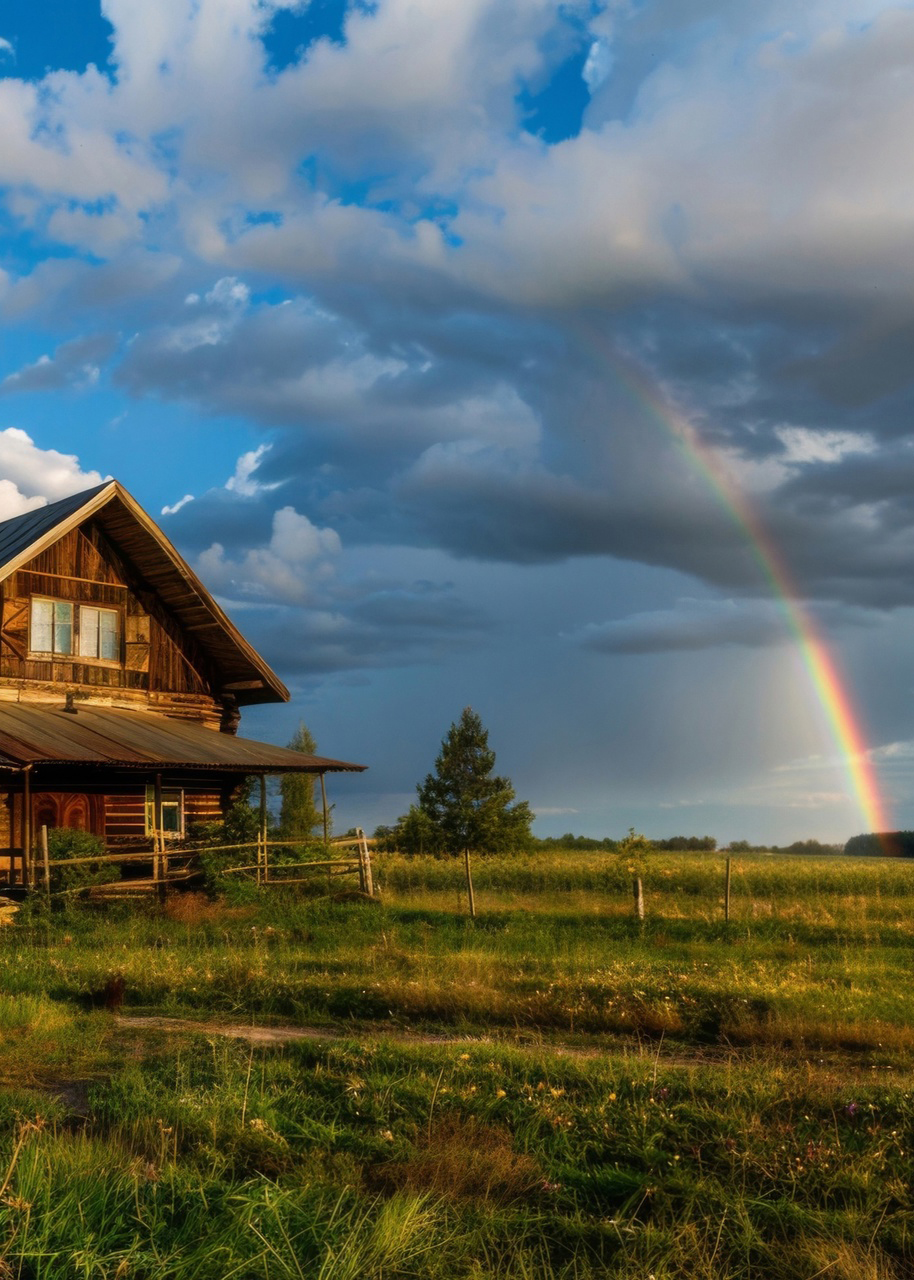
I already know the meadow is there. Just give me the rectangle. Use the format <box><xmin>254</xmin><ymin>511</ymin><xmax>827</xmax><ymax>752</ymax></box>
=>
<box><xmin>0</xmin><ymin>849</ymin><xmax>911</xmax><ymax>1278</ymax></box>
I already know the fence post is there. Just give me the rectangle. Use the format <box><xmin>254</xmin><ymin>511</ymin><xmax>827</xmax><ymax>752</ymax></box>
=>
<box><xmin>464</xmin><ymin>847</ymin><xmax>476</xmax><ymax>919</ymax></box>
<box><xmin>357</xmin><ymin>829</ymin><xmax>373</xmax><ymax>896</ymax></box>
<box><xmin>632</xmin><ymin>876</ymin><xmax>644</xmax><ymax>920</ymax></box>
<box><xmin>41</xmin><ymin>825</ymin><xmax>50</xmax><ymax>903</ymax></box>
<box><xmin>724</xmin><ymin>856</ymin><xmax>732</xmax><ymax>922</ymax></box>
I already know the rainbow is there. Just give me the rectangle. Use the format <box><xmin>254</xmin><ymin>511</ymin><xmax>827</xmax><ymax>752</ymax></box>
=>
<box><xmin>574</xmin><ymin>331</ymin><xmax>890</xmax><ymax>836</ymax></box>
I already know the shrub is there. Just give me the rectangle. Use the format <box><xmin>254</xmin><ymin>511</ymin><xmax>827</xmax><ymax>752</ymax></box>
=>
<box><xmin>46</xmin><ymin>828</ymin><xmax>120</xmax><ymax>893</ymax></box>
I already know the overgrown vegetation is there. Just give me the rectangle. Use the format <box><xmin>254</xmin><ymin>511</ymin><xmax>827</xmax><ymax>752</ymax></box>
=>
<box><xmin>0</xmin><ymin>849</ymin><xmax>912</xmax><ymax>1276</ymax></box>
<box><xmin>45</xmin><ymin>826</ymin><xmax>120</xmax><ymax>893</ymax></box>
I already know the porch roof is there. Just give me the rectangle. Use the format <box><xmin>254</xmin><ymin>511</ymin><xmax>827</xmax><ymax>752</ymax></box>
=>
<box><xmin>0</xmin><ymin>705</ymin><xmax>366</xmax><ymax>774</ymax></box>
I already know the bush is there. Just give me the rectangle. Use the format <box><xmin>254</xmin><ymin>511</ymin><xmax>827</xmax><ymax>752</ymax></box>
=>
<box><xmin>46</xmin><ymin>828</ymin><xmax>120</xmax><ymax>893</ymax></box>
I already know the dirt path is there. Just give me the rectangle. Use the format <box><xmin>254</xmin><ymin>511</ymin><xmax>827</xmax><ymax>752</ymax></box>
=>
<box><xmin>112</xmin><ymin>1015</ymin><xmax>914</xmax><ymax>1080</ymax></box>
<box><xmin>115</xmin><ymin>1014</ymin><xmax>548</xmax><ymax>1051</ymax></box>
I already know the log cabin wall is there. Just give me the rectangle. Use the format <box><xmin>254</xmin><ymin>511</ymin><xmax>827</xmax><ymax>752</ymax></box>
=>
<box><xmin>103</xmin><ymin>773</ymin><xmax>229</xmax><ymax>845</ymax></box>
<box><xmin>0</xmin><ymin>769</ymin><xmax>236</xmax><ymax>848</ymax></box>
<box><xmin>0</xmin><ymin>522</ymin><xmax>222</xmax><ymax>723</ymax></box>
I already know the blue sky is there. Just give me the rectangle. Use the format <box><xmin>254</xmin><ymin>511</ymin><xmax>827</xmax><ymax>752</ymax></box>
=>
<box><xmin>2</xmin><ymin>0</ymin><xmax>914</xmax><ymax>843</ymax></box>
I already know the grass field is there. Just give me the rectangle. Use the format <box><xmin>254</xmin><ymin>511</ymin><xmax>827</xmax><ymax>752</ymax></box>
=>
<box><xmin>0</xmin><ymin>849</ymin><xmax>911</xmax><ymax>1277</ymax></box>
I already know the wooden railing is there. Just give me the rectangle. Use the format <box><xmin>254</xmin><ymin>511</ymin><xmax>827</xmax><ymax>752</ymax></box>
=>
<box><xmin>28</xmin><ymin>826</ymin><xmax>375</xmax><ymax>899</ymax></box>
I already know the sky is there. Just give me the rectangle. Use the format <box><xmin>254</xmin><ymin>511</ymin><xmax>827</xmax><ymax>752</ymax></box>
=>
<box><xmin>1</xmin><ymin>1</ymin><xmax>914</xmax><ymax>845</ymax></box>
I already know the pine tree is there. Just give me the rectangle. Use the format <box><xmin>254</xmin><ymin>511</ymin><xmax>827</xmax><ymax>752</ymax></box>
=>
<box><xmin>412</xmin><ymin>707</ymin><xmax>533</xmax><ymax>853</ymax></box>
<box><xmin>279</xmin><ymin>722</ymin><xmax>322</xmax><ymax>842</ymax></box>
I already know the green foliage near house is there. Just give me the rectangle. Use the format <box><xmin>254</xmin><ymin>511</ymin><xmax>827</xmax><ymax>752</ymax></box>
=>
<box><xmin>46</xmin><ymin>827</ymin><xmax>119</xmax><ymax>893</ymax></box>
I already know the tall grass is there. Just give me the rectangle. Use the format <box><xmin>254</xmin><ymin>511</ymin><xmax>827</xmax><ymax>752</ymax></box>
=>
<box><xmin>4</xmin><ymin>852</ymin><xmax>914</xmax><ymax>1052</ymax></box>
<box><xmin>0</xmin><ymin>850</ymin><xmax>909</xmax><ymax>1276</ymax></box>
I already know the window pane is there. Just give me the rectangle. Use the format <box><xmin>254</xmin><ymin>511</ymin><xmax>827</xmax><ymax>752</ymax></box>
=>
<box><xmin>79</xmin><ymin>607</ymin><xmax>99</xmax><ymax>658</ymax></box>
<box><xmin>31</xmin><ymin>600</ymin><xmax>53</xmax><ymax>652</ymax></box>
<box><xmin>53</xmin><ymin>602</ymin><xmax>73</xmax><ymax>655</ymax></box>
<box><xmin>99</xmin><ymin>610</ymin><xmax>119</xmax><ymax>661</ymax></box>
<box><xmin>145</xmin><ymin>787</ymin><xmax>183</xmax><ymax>836</ymax></box>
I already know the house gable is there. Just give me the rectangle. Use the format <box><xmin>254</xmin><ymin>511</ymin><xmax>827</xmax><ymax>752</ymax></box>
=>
<box><xmin>0</xmin><ymin>482</ymin><xmax>288</xmax><ymax>724</ymax></box>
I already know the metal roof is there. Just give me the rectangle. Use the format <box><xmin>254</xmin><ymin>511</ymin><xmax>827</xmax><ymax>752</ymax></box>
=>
<box><xmin>0</xmin><ymin>481</ymin><xmax>289</xmax><ymax>706</ymax></box>
<box><xmin>0</xmin><ymin>484</ymin><xmax>111</xmax><ymax>568</ymax></box>
<box><xmin>0</xmin><ymin>705</ymin><xmax>366</xmax><ymax>773</ymax></box>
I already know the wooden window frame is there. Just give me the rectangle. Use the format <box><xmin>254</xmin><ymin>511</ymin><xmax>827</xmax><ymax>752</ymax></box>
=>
<box><xmin>28</xmin><ymin>597</ymin><xmax>74</xmax><ymax>658</ymax></box>
<box><xmin>145</xmin><ymin>786</ymin><xmax>185</xmax><ymax>839</ymax></box>
<box><xmin>28</xmin><ymin>595</ymin><xmax>123</xmax><ymax>667</ymax></box>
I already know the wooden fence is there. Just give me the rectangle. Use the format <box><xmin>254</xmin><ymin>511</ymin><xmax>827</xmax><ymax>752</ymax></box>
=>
<box><xmin>31</xmin><ymin>825</ymin><xmax>375</xmax><ymax>899</ymax></box>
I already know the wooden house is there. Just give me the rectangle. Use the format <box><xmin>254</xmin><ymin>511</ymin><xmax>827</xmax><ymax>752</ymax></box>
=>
<box><xmin>0</xmin><ymin>480</ymin><xmax>365</xmax><ymax>883</ymax></box>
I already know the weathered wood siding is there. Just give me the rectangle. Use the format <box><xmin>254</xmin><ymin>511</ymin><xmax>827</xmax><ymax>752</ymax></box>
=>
<box><xmin>0</xmin><ymin>770</ymin><xmax>235</xmax><ymax>849</ymax></box>
<box><xmin>103</xmin><ymin>774</ymin><xmax>227</xmax><ymax>844</ymax></box>
<box><xmin>0</xmin><ymin>522</ymin><xmax>221</xmax><ymax>717</ymax></box>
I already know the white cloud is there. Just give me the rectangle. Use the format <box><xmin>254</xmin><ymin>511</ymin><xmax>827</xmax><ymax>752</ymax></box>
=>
<box><xmin>205</xmin><ymin>276</ymin><xmax>250</xmax><ymax>309</ymax></box>
<box><xmin>225</xmin><ymin>443</ymin><xmax>282</xmax><ymax>497</ymax></box>
<box><xmin>161</xmin><ymin>493</ymin><xmax>194</xmax><ymax>515</ymax></box>
<box><xmin>0</xmin><ymin>37</ymin><xmax>14</xmax><ymax>59</ymax></box>
<box><xmin>196</xmin><ymin>505</ymin><xmax>342</xmax><ymax>604</ymax></box>
<box><xmin>582</xmin><ymin>38</ymin><xmax>612</xmax><ymax>93</ymax></box>
<box><xmin>0</xmin><ymin>427</ymin><xmax>106</xmax><ymax>519</ymax></box>
<box><xmin>775</xmin><ymin>426</ymin><xmax>876</xmax><ymax>465</ymax></box>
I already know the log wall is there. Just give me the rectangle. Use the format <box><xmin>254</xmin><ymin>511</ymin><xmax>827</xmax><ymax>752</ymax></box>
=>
<box><xmin>0</xmin><ymin>523</ymin><xmax>221</xmax><ymax>718</ymax></box>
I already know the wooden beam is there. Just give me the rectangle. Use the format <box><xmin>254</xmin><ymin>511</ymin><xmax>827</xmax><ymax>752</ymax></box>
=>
<box><xmin>259</xmin><ymin>774</ymin><xmax>267</xmax><ymax>886</ymax></box>
<box><xmin>320</xmin><ymin>772</ymin><xmax>329</xmax><ymax>846</ymax></box>
<box><xmin>21</xmin><ymin>765</ymin><xmax>31</xmax><ymax>889</ymax></box>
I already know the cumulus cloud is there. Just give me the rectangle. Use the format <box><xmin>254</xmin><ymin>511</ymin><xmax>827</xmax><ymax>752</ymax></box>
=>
<box><xmin>196</xmin><ymin>505</ymin><xmax>342</xmax><ymax>604</ymax></box>
<box><xmin>0</xmin><ymin>428</ymin><xmax>107</xmax><ymax>519</ymax></box>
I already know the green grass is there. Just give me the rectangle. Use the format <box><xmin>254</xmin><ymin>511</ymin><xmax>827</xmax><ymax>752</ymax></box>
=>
<box><xmin>0</xmin><ymin>849</ymin><xmax>910</xmax><ymax>1276</ymax></box>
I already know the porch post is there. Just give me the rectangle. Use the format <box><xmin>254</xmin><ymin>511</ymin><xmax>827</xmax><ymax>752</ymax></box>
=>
<box><xmin>153</xmin><ymin>772</ymin><xmax>165</xmax><ymax>901</ymax></box>
<box><xmin>259</xmin><ymin>774</ymin><xmax>268</xmax><ymax>885</ymax></box>
<box><xmin>319</xmin><ymin>772</ymin><xmax>329</xmax><ymax>846</ymax></box>
<box><xmin>21</xmin><ymin>765</ymin><xmax>32</xmax><ymax>888</ymax></box>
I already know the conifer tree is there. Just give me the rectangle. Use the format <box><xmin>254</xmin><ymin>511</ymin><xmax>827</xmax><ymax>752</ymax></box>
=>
<box><xmin>279</xmin><ymin>722</ymin><xmax>322</xmax><ymax>841</ymax></box>
<box><xmin>411</xmin><ymin>707</ymin><xmax>533</xmax><ymax>853</ymax></box>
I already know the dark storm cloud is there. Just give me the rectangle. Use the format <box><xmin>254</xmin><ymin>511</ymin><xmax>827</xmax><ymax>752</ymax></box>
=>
<box><xmin>238</xmin><ymin>582</ymin><xmax>490</xmax><ymax>678</ymax></box>
<box><xmin>578</xmin><ymin>598</ymin><xmax>882</xmax><ymax>655</ymax></box>
<box><xmin>131</xmin><ymin>276</ymin><xmax>914</xmax><ymax>614</ymax></box>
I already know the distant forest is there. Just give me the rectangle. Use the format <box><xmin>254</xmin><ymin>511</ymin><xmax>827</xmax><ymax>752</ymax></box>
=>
<box><xmin>845</xmin><ymin>832</ymin><xmax>914</xmax><ymax>857</ymax></box>
<box><xmin>531</xmin><ymin>834</ymin><xmax>846</xmax><ymax>855</ymax></box>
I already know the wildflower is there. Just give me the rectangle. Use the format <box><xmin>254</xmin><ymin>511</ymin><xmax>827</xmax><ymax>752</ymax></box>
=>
<box><xmin>495</xmin><ymin>1089</ymin><xmax>506</xmax><ymax>1099</ymax></box>
<box><xmin>608</xmin><ymin>1092</ymin><xmax>617</xmax><ymax>1102</ymax></box>
<box><xmin>845</xmin><ymin>1101</ymin><xmax>859</xmax><ymax>1117</ymax></box>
